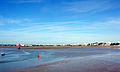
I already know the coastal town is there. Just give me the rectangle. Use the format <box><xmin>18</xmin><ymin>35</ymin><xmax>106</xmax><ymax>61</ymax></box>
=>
<box><xmin>0</xmin><ymin>41</ymin><xmax>120</xmax><ymax>47</ymax></box>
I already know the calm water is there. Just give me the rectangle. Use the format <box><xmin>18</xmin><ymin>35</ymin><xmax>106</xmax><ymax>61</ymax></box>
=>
<box><xmin>0</xmin><ymin>47</ymin><xmax>120</xmax><ymax>72</ymax></box>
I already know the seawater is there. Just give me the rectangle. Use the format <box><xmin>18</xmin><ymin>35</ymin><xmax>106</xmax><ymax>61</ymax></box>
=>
<box><xmin>0</xmin><ymin>47</ymin><xmax>120</xmax><ymax>72</ymax></box>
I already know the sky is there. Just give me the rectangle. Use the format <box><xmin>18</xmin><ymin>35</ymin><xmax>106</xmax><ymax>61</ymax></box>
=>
<box><xmin>0</xmin><ymin>0</ymin><xmax>120</xmax><ymax>44</ymax></box>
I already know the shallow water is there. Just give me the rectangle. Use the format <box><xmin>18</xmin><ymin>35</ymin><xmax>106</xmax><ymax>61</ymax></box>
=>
<box><xmin>0</xmin><ymin>47</ymin><xmax>120</xmax><ymax>72</ymax></box>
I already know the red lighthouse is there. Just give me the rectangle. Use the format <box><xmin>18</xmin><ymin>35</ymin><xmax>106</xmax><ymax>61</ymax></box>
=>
<box><xmin>18</xmin><ymin>43</ymin><xmax>21</xmax><ymax>50</ymax></box>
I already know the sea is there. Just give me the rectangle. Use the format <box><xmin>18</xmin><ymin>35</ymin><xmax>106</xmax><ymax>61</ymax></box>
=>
<box><xmin>0</xmin><ymin>47</ymin><xmax>120</xmax><ymax>72</ymax></box>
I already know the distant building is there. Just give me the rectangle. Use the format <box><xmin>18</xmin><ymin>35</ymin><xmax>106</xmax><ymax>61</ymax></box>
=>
<box><xmin>19</xmin><ymin>44</ymin><xmax>32</xmax><ymax>47</ymax></box>
<box><xmin>20</xmin><ymin>44</ymin><xmax>25</xmax><ymax>46</ymax></box>
<box><xmin>117</xmin><ymin>41</ymin><xmax>120</xmax><ymax>46</ymax></box>
<box><xmin>91</xmin><ymin>42</ymin><xmax>99</xmax><ymax>46</ymax></box>
<box><xmin>104</xmin><ymin>42</ymin><xmax>112</xmax><ymax>46</ymax></box>
<box><xmin>118</xmin><ymin>41</ymin><xmax>120</xmax><ymax>43</ymax></box>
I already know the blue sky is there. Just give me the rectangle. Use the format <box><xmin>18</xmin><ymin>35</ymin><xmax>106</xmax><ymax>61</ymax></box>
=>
<box><xmin>0</xmin><ymin>0</ymin><xmax>120</xmax><ymax>44</ymax></box>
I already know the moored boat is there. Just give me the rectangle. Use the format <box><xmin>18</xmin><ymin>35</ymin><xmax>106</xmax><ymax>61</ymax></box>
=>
<box><xmin>1</xmin><ymin>52</ymin><xmax>5</xmax><ymax>56</ymax></box>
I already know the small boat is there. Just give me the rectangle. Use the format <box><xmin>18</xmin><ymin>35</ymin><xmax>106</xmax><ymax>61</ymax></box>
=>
<box><xmin>1</xmin><ymin>52</ymin><xmax>5</xmax><ymax>56</ymax></box>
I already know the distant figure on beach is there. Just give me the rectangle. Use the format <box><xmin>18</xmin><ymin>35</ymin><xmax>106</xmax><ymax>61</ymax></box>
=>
<box><xmin>18</xmin><ymin>43</ymin><xmax>21</xmax><ymax>50</ymax></box>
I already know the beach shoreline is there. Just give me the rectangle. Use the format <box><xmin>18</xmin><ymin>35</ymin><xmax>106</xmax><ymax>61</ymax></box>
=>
<box><xmin>26</xmin><ymin>45</ymin><xmax>120</xmax><ymax>49</ymax></box>
<box><xmin>1</xmin><ymin>45</ymin><xmax>120</xmax><ymax>49</ymax></box>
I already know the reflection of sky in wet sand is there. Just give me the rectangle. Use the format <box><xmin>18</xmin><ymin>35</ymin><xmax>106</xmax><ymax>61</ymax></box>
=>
<box><xmin>1</xmin><ymin>47</ymin><xmax>120</xmax><ymax>72</ymax></box>
<box><xmin>46</xmin><ymin>56</ymin><xmax>120</xmax><ymax>72</ymax></box>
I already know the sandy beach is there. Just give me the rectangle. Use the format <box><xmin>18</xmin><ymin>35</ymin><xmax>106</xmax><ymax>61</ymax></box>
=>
<box><xmin>12</xmin><ymin>47</ymin><xmax>120</xmax><ymax>72</ymax></box>
<box><xmin>12</xmin><ymin>57</ymin><xmax>120</xmax><ymax>72</ymax></box>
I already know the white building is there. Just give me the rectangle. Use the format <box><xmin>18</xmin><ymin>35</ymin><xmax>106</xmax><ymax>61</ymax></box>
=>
<box><xmin>104</xmin><ymin>42</ymin><xmax>111</xmax><ymax>46</ymax></box>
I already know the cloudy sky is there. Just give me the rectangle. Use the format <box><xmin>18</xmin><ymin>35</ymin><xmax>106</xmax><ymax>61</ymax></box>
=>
<box><xmin>0</xmin><ymin>0</ymin><xmax>120</xmax><ymax>44</ymax></box>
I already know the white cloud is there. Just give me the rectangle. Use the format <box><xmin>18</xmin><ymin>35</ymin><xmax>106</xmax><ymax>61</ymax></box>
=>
<box><xmin>65</xmin><ymin>0</ymin><xmax>118</xmax><ymax>13</ymax></box>
<box><xmin>13</xmin><ymin>21</ymin><xmax>88</xmax><ymax>32</ymax></box>
<box><xmin>11</xmin><ymin>0</ymin><xmax>42</xmax><ymax>3</ymax></box>
<box><xmin>0</xmin><ymin>16</ymin><xmax>31</xmax><ymax>25</ymax></box>
<box><xmin>0</xmin><ymin>17</ymin><xmax>4</xmax><ymax>26</ymax></box>
<box><xmin>5</xmin><ymin>18</ymin><xmax>120</xmax><ymax>34</ymax></box>
<box><xmin>7</xmin><ymin>19</ymin><xmax>21</xmax><ymax>24</ymax></box>
<box><xmin>93</xmin><ymin>18</ymin><xmax>120</xmax><ymax>28</ymax></box>
<box><xmin>6</xmin><ymin>18</ymin><xmax>31</xmax><ymax>24</ymax></box>
<box><xmin>1</xmin><ymin>17</ymin><xmax>120</xmax><ymax>33</ymax></box>
<box><xmin>1</xmin><ymin>18</ymin><xmax>120</xmax><ymax>44</ymax></box>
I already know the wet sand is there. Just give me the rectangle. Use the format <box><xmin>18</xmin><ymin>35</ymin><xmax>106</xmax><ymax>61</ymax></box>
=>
<box><xmin>12</xmin><ymin>54</ymin><xmax>120</xmax><ymax>72</ymax></box>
